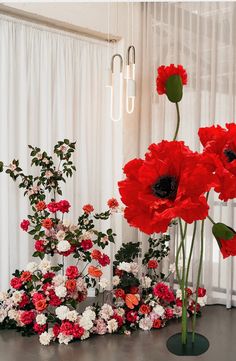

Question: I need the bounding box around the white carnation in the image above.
[55,285,67,298]
[176,289,182,299]
[53,275,66,287]
[55,305,70,320]
[39,331,53,346]
[36,314,47,325]
[142,276,152,289]
[112,276,120,286]
[83,307,96,321]
[107,319,118,333]
[0,309,7,323]
[197,295,207,307]
[79,316,93,331]
[57,240,71,253]
[81,331,90,340]
[139,316,153,331]
[99,278,109,289]
[58,334,73,345]
[99,304,114,320]
[118,262,131,273]
[25,262,38,273]
[0,291,8,302]
[56,230,65,241]
[130,262,139,275]
[67,310,78,322]
[153,304,165,317]
[8,309,19,321]
[39,259,52,274]
[11,291,23,304]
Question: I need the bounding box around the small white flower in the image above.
[197,295,207,307]
[55,285,67,298]
[9,163,16,171]
[42,158,49,164]
[53,275,66,287]
[79,316,93,331]
[83,307,96,321]
[99,304,114,320]
[8,309,19,321]
[55,306,70,320]
[81,331,90,340]
[39,331,53,346]
[57,240,71,253]
[45,170,53,178]
[142,276,152,289]
[176,289,182,300]
[139,316,153,331]
[99,278,109,289]
[25,262,38,273]
[63,219,72,228]
[130,262,139,276]
[11,291,23,304]
[67,310,78,322]
[107,319,118,333]
[36,314,47,325]
[0,309,7,322]
[56,230,65,241]
[112,276,120,287]
[39,259,52,274]
[0,291,8,302]
[124,330,131,336]
[58,334,73,345]
[81,230,94,240]
[153,304,165,317]
[118,262,131,273]
[37,153,43,160]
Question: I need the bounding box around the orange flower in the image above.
[35,298,47,312]
[36,201,47,211]
[139,304,151,315]
[42,218,53,229]
[125,294,139,309]
[88,266,102,278]
[91,249,102,261]
[65,279,77,293]
[20,271,32,283]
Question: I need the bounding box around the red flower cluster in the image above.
[119,141,215,234]
[153,282,175,303]
[47,200,71,213]
[82,204,94,214]
[156,64,187,95]
[199,123,236,201]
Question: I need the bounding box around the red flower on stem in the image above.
[119,141,215,234]
[156,64,187,95]
[82,204,94,214]
[107,198,119,209]
[217,234,236,259]
[148,259,158,269]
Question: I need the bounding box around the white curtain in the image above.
[139,2,236,306]
[0,15,123,289]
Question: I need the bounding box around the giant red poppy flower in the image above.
[217,235,236,259]
[118,141,215,234]
[156,64,187,95]
[199,123,236,201]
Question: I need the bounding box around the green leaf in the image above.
[212,223,235,241]
[165,74,183,103]
[0,161,3,172]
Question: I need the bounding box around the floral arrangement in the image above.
[118,64,236,351]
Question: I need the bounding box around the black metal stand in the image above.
[166,332,209,356]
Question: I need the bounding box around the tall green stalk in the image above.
[173,102,180,141]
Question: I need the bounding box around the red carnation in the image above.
[139,304,151,315]
[53,323,61,337]
[60,321,74,335]
[82,204,94,214]
[153,319,162,329]
[20,310,35,325]
[43,272,55,279]
[47,202,59,213]
[73,324,84,339]
[126,311,138,323]
[19,293,30,308]
[119,141,214,234]
[148,259,158,269]
[115,288,126,299]
[35,240,45,252]
[66,265,79,279]
[153,282,170,299]
[66,279,77,293]
[80,239,93,251]
[165,308,174,320]
[20,219,30,232]
[57,200,71,213]
[98,254,110,267]
[107,198,119,209]
[197,287,206,297]
[199,123,236,201]
[113,313,123,327]
[35,201,47,211]
[156,64,187,95]
[33,323,47,335]
[10,277,22,290]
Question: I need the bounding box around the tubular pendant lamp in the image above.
[126,45,136,114]
[109,54,123,122]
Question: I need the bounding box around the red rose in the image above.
[32,293,44,304]
[20,271,32,283]
[91,249,102,260]
[43,272,55,279]
[35,298,47,312]
[119,141,214,234]
[42,282,52,293]
[20,219,30,231]
[60,321,73,336]
[197,287,206,297]
[107,198,119,209]
[153,319,162,329]
[66,266,79,279]
[148,259,158,269]
[82,204,94,214]
[153,282,174,303]
[80,239,93,251]
[57,200,71,213]
[35,240,45,252]
[53,323,61,337]
[66,279,77,293]
[19,293,30,308]
[10,277,22,290]
[47,202,59,213]
[199,123,236,201]
[98,254,110,267]
[20,310,35,325]
[218,235,236,258]
[156,64,187,95]
[33,323,47,335]
[58,245,76,257]
[73,324,84,339]
[189,301,200,314]
[36,201,47,211]
[49,295,61,307]
[139,304,150,315]
[126,311,138,323]
[42,218,53,229]
[115,289,125,299]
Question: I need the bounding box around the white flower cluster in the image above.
[117,262,139,275]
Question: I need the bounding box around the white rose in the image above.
[56,230,65,241]
[99,278,109,289]
[57,240,71,253]
[39,331,52,346]
[67,310,78,322]
[53,275,66,287]
[153,304,165,317]
[55,306,70,320]
[0,291,8,302]
[25,262,38,273]
[39,259,52,274]
[55,285,67,298]
[36,314,47,325]
[139,316,153,331]
[142,276,152,289]
[107,319,118,333]
[112,276,120,287]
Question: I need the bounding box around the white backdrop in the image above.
[139,2,236,307]
[0,15,123,289]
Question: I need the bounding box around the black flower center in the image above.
[224,149,236,163]
[152,175,178,199]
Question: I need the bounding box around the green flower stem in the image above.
[192,219,205,343]
[185,221,197,287]
[173,102,180,141]
[207,215,216,225]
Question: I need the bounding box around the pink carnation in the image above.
[94,318,107,335]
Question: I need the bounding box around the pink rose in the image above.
[20,219,30,231]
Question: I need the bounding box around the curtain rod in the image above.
[0,4,120,43]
